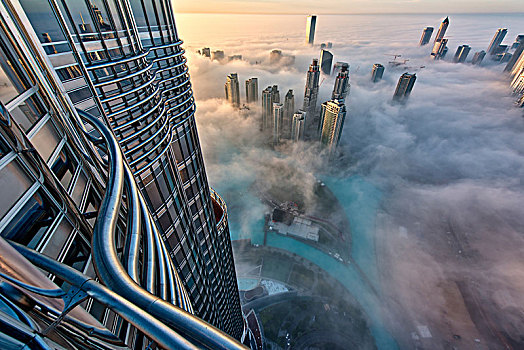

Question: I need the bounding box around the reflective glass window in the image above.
[0,159,34,220]
[1,189,58,249]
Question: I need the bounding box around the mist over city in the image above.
[0,1,523,350]
[178,13,524,350]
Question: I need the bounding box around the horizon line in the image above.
[174,11,524,16]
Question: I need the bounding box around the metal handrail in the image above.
[76,109,246,350]
[7,240,197,350]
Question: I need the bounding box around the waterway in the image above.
[215,174,398,349]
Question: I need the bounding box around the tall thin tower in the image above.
[18,0,246,339]
[434,17,449,43]
[332,66,350,101]
[487,28,508,55]
[319,99,347,156]
[420,27,434,46]
[225,73,240,107]
[246,77,259,103]
[303,59,321,119]
[306,15,317,45]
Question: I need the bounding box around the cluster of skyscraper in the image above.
[224,49,349,156]
[420,18,522,67]
[507,41,524,107]
[198,47,244,62]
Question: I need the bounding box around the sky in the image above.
[178,12,524,349]
[172,0,524,14]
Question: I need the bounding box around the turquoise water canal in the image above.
[216,175,398,349]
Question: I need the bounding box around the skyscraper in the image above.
[431,38,449,60]
[319,99,347,156]
[420,27,434,46]
[453,45,471,63]
[262,85,280,130]
[505,41,524,72]
[332,66,350,101]
[371,64,385,82]
[273,103,285,145]
[225,73,241,108]
[393,73,417,102]
[284,89,295,139]
[246,78,259,104]
[511,35,524,49]
[509,51,524,107]
[306,15,317,45]
[292,111,307,142]
[333,61,350,76]
[211,50,225,61]
[0,0,248,348]
[488,28,508,56]
[320,49,334,75]
[472,50,487,65]
[434,17,449,43]
[303,59,321,119]
[17,0,245,340]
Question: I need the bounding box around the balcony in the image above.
[210,188,228,235]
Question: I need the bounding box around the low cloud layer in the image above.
[179,13,524,349]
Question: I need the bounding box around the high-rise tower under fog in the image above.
[472,50,487,65]
[320,49,334,75]
[431,38,449,60]
[262,85,281,130]
[319,100,347,156]
[488,28,508,56]
[292,110,307,142]
[246,78,259,103]
[393,73,417,102]
[226,73,241,108]
[332,66,350,101]
[0,0,248,347]
[420,27,434,46]
[434,17,449,44]
[303,59,321,120]
[306,15,317,45]
[453,45,471,63]
[371,64,385,82]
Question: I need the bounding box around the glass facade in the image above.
[15,0,243,339]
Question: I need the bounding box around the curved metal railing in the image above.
[2,239,194,350]
[76,109,247,350]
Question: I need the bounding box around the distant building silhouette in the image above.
[284,89,295,139]
[211,50,224,61]
[262,85,280,130]
[431,38,448,60]
[320,49,334,75]
[393,73,417,102]
[509,50,524,107]
[292,110,307,142]
[434,17,449,43]
[471,50,487,65]
[273,103,284,145]
[225,73,240,108]
[488,28,508,56]
[306,15,317,45]
[420,27,434,46]
[246,78,259,104]
[303,59,321,119]
[371,63,385,82]
[505,41,524,72]
[332,66,350,101]
[332,61,350,76]
[453,45,471,63]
